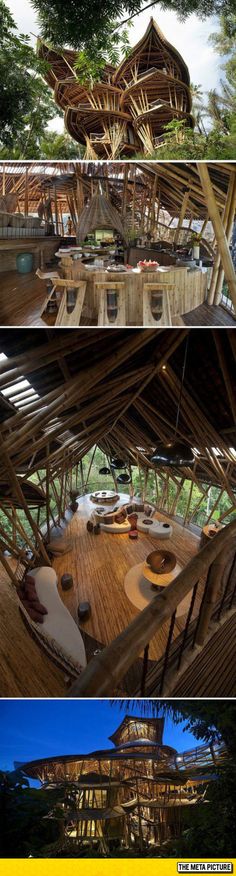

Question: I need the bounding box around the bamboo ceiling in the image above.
[0,161,235,224]
[0,329,235,499]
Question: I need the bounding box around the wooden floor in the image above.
[0,499,200,697]
[53,497,200,662]
[183,302,236,326]
[171,613,236,696]
[0,271,47,326]
[0,271,235,326]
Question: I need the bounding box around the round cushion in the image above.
[78,601,91,621]
[61,573,73,591]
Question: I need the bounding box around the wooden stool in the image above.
[61,573,73,591]
[41,278,87,326]
[95,281,126,326]
[36,267,60,313]
[143,282,174,326]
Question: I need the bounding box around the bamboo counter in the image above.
[59,256,208,324]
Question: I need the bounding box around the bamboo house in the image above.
[0,327,236,699]
[0,161,235,328]
[15,716,226,854]
[38,19,194,159]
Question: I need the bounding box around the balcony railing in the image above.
[69,519,236,697]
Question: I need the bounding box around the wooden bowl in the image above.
[146,549,176,575]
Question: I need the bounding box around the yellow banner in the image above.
[0,861,235,876]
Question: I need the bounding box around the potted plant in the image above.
[190,231,202,261]
[127,226,139,247]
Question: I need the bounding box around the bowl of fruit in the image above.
[137,259,159,272]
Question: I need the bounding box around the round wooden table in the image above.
[124,560,193,618]
[90,490,119,504]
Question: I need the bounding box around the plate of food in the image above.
[137,259,159,272]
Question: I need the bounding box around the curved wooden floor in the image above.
[0,497,200,697]
[53,495,200,662]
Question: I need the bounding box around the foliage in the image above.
[32,0,236,83]
[134,120,236,159]
[171,761,236,857]
[0,0,59,156]
[74,25,132,86]
[0,770,64,857]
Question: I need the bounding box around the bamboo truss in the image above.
[17,717,227,851]
[38,19,193,158]
[0,327,235,581]
[1,160,235,321]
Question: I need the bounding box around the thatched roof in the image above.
[76,192,126,241]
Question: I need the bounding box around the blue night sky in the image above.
[0,700,199,774]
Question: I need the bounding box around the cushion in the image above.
[25,574,37,586]
[27,607,44,623]
[30,600,48,615]
[25,585,37,600]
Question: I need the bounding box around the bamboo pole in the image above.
[214,175,236,305]
[197,163,236,309]
[0,434,50,565]
[173,190,189,245]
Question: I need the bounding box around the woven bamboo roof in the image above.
[0,161,235,223]
[0,329,235,500]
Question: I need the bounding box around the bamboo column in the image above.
[208,173,235,305]
[0,434,50,565]
[214,175,236,305]
[173,190,189,245]
[197,163,236,309]
[24,167,29,217]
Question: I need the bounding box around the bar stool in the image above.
[39,275,87,326]
[95,281,126,326]
[143,282,174,326]
[36,267,60,314]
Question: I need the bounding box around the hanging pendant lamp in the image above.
[151,441,194,467]
[150,336,194,468]
[99,466,111,475]
[117,472,131,484]
[110,457,126,469]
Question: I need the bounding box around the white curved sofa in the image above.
[28,567,87,671]
[91,506,172,537]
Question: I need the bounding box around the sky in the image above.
[6,0,225,133]
[0,700,200,774]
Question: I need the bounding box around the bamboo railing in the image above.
[69,519,236,697]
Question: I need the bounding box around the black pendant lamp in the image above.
[117,472,131,484]
[151,442,194,467]
[151,336,194,468]
[110,457,126,469]
[99,466,111,475]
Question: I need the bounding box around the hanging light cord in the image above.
[174,334,189,440]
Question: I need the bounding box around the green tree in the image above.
[0,0,60,156]
[0,770,64,858]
